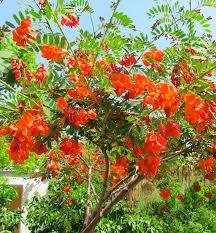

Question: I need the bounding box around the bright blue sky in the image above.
[0,0,155,27]
[0,0,215,42]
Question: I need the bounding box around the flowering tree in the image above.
[0,0,216,232]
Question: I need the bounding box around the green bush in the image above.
[96,183,216,233]
[26,179,86,233]
[0,178,21,232]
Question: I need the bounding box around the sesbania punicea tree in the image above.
[0,0,215,232]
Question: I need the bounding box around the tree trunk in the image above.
[81,175,144,233]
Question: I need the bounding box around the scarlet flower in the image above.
[109,73,132,96]
[60,138,84,155]
[144,131,167,155]
[46,160,61,171]
[63,107,97,127]
[194,184,201,192]
[153,50,164,62]
[137,154,161,178]
[204,172,216,180]
[164,121,181,137]
[119,54,137,67]
[34,64,47,83]
[171,75,181,88]
[31,140,48,155]
[61,13,80,28]
[183,91,215,132]
[7,134,34,163]
[2,109,51,164]
[143,82,180,117]
[176,193,185,202]
[68,57,91,76]
[80,164,88,173]
[74,172,84,184]
[57,97,68,109]
[204,192,212,200]
[12,18,35,47]
[124,137,133,149]
[133,144,144,157]
[142,50,153,66]
[41,45,66,61]
[160,188,171,200]
[32,172,37,179]
[11,59,21,80]
[142,49,164,66]
[126,74,149,99]
[40,173,46,181]
[111,156,130,177]
[198,156,215,173]
[29,119,49,137]
[151,63,164,73]
[62,186,71,193]
[0,128,10,135]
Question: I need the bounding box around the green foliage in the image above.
[26,178,86,233]
[96,183,216,233]
[113,12,135,29]
[0,142,10,170]
[0,34,37,86]
[0,0,215,232]
[0,178,21,232]
[147,0,215,47]
[201,0,216,8]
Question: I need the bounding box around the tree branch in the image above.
[81,174,144,233]
[83,166,93,228]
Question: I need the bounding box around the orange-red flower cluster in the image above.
[171,62,197,87]
[0,110,49,163]
[119,54,137,67]
[61,13,80,28]
[159,121,181,137]
[109,73,149,98]
[142,49,164,66]
[12,18,35,47]
[194,184,201,192]
[135,131,167,178]
[60,138,84,155]
[57,97,68,109]
[160,188,171,200]
[176,193,185,202]
[144,131,167,155]
[109,73,131,96]
[46,159,61,172]
[62,186,71,193]
[198,156,216,180]
[11,59,27,80]
[198,156,215,174]
[137,154,161,179]
[41,45,66,61]
[67,74,92,100]
[205,192,212,200]
[63,107,97,127]
[184,91,216,132]
[143,82,180,117]
[111,156,130,178]
[68,57,91,76]
[204,172,216,180]
[33,64,47,83]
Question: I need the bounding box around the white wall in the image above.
[3,173,49,233]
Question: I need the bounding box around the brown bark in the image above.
[81,175,144,233]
